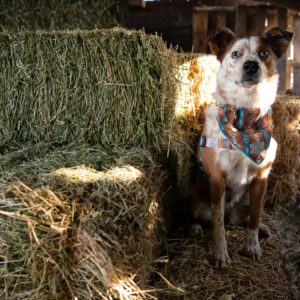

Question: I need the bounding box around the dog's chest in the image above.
[218,149,257,189]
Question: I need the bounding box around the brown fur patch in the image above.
[262,27,293,58]
[208,27,236,62]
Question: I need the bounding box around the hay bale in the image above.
[168,54,219,194]
[0,145,166,299]
[268,96,300,204]
[0,0,126,31]
[0,29,176,150]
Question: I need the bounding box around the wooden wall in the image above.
[125,0,198,51]
[126,1,299,94]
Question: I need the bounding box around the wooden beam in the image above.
[193,6,235,13]
[267,8,278,27]
[128,0,145,8]
[193,10,208,53]
[277,7,288,92]
[256,5,267,35]
[293,15,300,95]
[235,5,248,38]
[217,11,227,28]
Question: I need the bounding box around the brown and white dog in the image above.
[193,27,293,267]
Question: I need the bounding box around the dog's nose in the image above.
[243,61,260,75]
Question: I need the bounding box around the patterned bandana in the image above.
[217,103,273,165]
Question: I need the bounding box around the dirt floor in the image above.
[153,211,294,300]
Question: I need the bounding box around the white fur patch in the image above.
[213,194,231,267]
[215,37,279,116]
[243,228,262,260]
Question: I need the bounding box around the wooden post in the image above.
[267,8,278,28]
[247,7,257,36]
[293,15,300,95]
[286,10,295,91]
[277,7,288,92]
[235,5,247,38]
[217,11,227,28]
[193,9,208,53]
[256,5,267,35]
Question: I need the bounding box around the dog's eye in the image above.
[231,51,241,59]
[259,50,269,58]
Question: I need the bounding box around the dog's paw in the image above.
[240,228,262,261]
[215,248,231,268]
[239,243,262,261]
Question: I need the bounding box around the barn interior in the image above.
[0,1,299,299]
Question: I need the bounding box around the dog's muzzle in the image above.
[242,60,260,85]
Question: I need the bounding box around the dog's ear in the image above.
[263,27,293,58]
[208,27,236,61]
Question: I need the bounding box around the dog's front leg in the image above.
[210,175,231,267]
[242,176,268,260]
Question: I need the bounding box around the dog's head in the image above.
[208,27,293,87]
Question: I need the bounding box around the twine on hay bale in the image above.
[0,28,176,150]
[0,0,126,31]
[268,96,300,204]
[0,145,166,299]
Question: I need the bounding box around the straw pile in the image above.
[168,54,220,194]
[0,0,126,31]
[267,96,300,204]
[153,215,289,299]
[0,145,166,299]
[0,29,176,150]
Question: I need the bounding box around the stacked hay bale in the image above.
[0,29,176,150]
[0,0,126,31]
[0,29,176,299]
[0,145,166,299]
[168,54,220,195]
[267,96,300,204]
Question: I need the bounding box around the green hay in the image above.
[0,28,177,150]
[0,145,166,299]
[0,0,126,31]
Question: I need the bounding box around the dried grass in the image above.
[268,96,300,204]
[154,215,289,300]
[168,54,220,194]
[0,0,126,31]
[0,28,177,150]
[0,145,166,299]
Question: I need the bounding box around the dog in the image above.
[192,27,293,268]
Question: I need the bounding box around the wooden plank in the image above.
[256,5,267,35]
[286,10,295,90]
[194,6,235,13]
[247,7,257,36]
[293,15,300,95]
[267,9,278,27]
[193,10,208,53]
[235,5,247,38]
[125,1,195,52]
[128,0,145,8]
[255,0,300,12]
[277,7,288,92]
[217,11,227,28]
